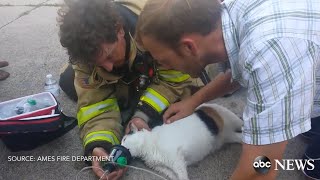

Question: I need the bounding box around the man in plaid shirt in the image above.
[135,0,320,179]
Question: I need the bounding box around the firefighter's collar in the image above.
[128,32,137,71]
[127,32,150,72]
[95,66,121,83]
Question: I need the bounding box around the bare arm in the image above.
[191,70,240,106]
[231,141,288,180]
[163,70,240,122]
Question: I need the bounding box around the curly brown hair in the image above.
[58,0,123,64]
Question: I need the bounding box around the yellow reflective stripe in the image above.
[158,70,190,82]
[77,98,119,126]
[140,96,162,112]
[83,131,120,147]
[140,88,170,113]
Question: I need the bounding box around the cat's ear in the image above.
[130,123,138,133]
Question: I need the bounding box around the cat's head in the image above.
[121,123,147,157]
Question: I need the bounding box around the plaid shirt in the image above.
[221,0,320,145]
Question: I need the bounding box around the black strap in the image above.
[114,2,138,60]
[60,112,78,133]
[200,69,211,85]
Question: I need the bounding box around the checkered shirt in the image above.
[221,0,320,145]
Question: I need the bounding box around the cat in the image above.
[121,103,243,180]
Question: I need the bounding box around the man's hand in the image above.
[125,118,151,134]
[163,69,240,124]
[163,98,198,124]
[91,147,127,180]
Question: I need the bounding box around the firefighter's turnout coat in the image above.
[74,0,196,156]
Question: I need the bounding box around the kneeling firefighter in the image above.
[58,0,200,179]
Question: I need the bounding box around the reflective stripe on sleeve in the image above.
[77,98,119,126]
[158,70,190,83]
[140,88,170,113]
[83,130,120,147]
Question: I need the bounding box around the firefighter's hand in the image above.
[163,98,198,124]
[91,147,127,180]
[125,118,151,134]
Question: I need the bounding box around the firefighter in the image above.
[58,0,199,179]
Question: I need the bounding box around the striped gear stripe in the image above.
[158,70,190,83]
[140,88,170,113]
[83,130,120,147]
[77,98,119,126]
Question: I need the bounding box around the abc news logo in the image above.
[253,156,315,174]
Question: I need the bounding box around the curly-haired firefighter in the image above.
[58,0,200,179]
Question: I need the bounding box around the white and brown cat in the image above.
[121,103,243,180]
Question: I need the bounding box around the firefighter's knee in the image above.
[59,63,78,101]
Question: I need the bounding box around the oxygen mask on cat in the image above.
[101,145,132,174]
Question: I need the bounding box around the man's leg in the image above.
[301,117,320,140]
[59,64,78,101]
[302,117,320,180]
